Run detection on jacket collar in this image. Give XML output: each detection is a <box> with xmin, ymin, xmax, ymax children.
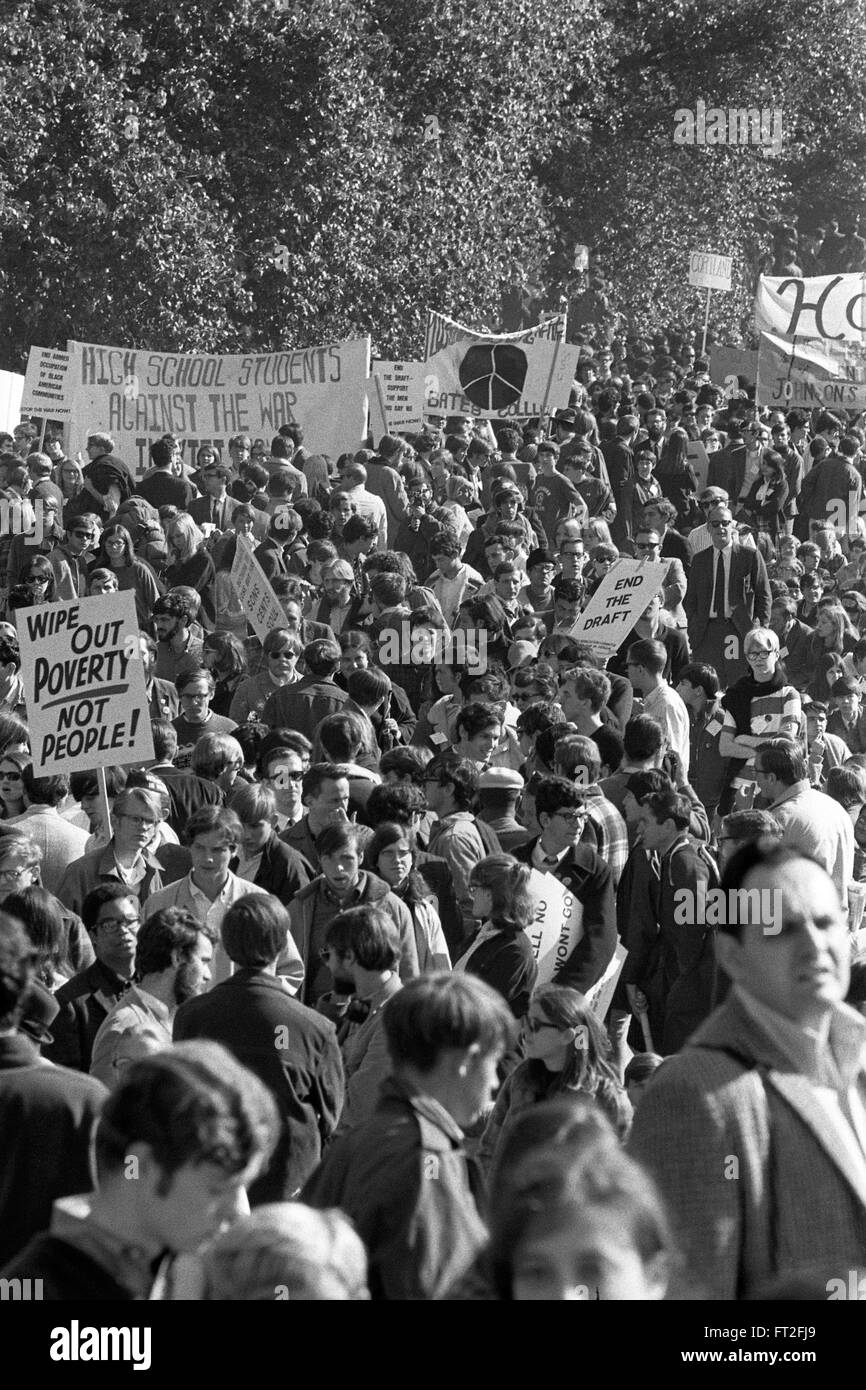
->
<box><xmin>379</xmin><ymin>1074</ymin><xmax>466</xmax><ymax>1148</ymax></box>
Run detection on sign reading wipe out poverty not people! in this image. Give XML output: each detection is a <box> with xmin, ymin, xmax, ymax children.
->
<box><xmin>568</xmin><ymin>558</ymin><xmax>669</xmax><ymax>658</ymax></box>
<box><xmin>64</xmin><ymin>338</ymin><xmax>371</xmax><ymax>476</ymax></box>
<box><xmin>423</xmin><ymin>311</ymin><xmax>581</xmax><ymax>418</ymax></box>
<box><xmin>17</xmin><ymin>591</ymin><xmax>154</xmax><ymax>775</ymax></box>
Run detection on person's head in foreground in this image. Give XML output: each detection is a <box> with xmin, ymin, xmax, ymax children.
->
<box><xmin>202</xmin><ymin>1202</ymin><xmax>369</xmax><ymax>1300</ymax></box>
<box><xmin>715</xmin><ymin>840</ymin><xmax>850</xmax><ymax>1029</ymax></box>
<box><xmin>489</xmin><ymin>1135</ymin><xmax>673</xmax><ymax>1300</ymax></box>
<box><xmin>384</xmin><ymin>973</ymin><xmax>516</xmax><ymax>1130</ymax></box>
<box><xmin>92</xmin><ymin>1042</ymin><xmax>278</xmax><ymax>1255</ymax></box>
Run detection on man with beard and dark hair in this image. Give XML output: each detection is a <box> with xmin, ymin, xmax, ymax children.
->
<box><xmin>89</xmin><ymin>908</ymin><xmax>215</xmax><ymax>1089</ymax></box>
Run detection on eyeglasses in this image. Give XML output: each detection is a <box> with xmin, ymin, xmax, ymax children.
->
<box><xmin>117</xmin><ymin>814</ymin><xmax>159</xmax><ymax>827</ymax></box>
<box><xmin>554</xmin><ymin>809</ymin><xmax>586</xmax><ymax>823</ymax></box>
<box><xmin>98</xmin><ymin>916</ymin><xmax>141</xmax><ymax>935</ymax></box>
<box><xmin>709</xmin><ymin>520</ymin><xmax>733</xmax><ymax>529</ymax></box>
<box><xmin>72</xmin><ymin>531</ymin><xmax>95</xmax><ymax>540</ymax></box>
<box><xmin>523</xmin><ymin>1016</ymin><xmax>562</xmax><ymax>1034</ymax></box>
<box><xmin>0</xmin><ymin>770</ymin><xmax>22</xmax><ymax>781</ymax></box>
<box><xmin>269</xmin><ymin>769</ymin><xmax>303</xmax><ymax>782</ymax></box>
<box><xmin>635</xmin><ymin>542</ymin><xmax>658</xmax><ymax>551</ymax></box>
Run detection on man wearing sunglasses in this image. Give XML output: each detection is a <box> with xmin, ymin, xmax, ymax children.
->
<box><xmin>50</xmin><ymin>513</ymin><xmax>100</xmax><ymax>600</ymax></box>
<box><xmin>685</xmin><ymin>505</ymin><xmax>771</xmax><ymax>685</ymax></box>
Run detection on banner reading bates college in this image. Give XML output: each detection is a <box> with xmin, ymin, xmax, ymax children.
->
<box><xmin>65</xmin><ymin>337</ymin><xmax>370</xmax><ymax>475</ymax></box>
<box><xmin>423</xmin><ymin>311</ymin><xmax>581</xmax><ymax>419</ymax></box>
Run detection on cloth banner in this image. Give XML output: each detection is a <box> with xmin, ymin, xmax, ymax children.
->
<box><xmin>65</xmin><ymin>337</ymin><xmax>371</xmax><ymax>475</ymax></box>
<box><xmin>21</xmin><ymin>347</ymin><xmax>73</xmax><ymax>420</ymax></box>
<box><xmin>0</xmin><ymin>370</ymin><xmax>25</xmax><ymax>432</ymax></box>
<box><xmin>369</xmin><ymin>361</ymin><xmax>426</xmax><ymax>438</ymax></box>
<box><xmin>568</xmin><ymin>558</ymin><xmax>669</xmax><ymax>659</ymax></box>
<box><xmin>17</xmin><ymin>591</ymin><xmax>154</xmax><ymax>774</ymax></box>
<box><xmin>230</xmin><ymin>533</ymin><xmax>285</xmax><ymax>644</ymax></box>
<box><xmin>755</xmin><ymin>273</ymin><xmax>866</xmax><ymax>343</ymax></box>
<box><xmin>423</xmin><ymin>311</ymin><xmax>580</xmax><ymax>419</ymax></box>
<box><xmin>709</xmin><ymin>344</ymin><xmax>758</xmax><ymax>387</ymax></box>
<box><xmin>756</xmin><ymin>331</ymin><xmax>866</xmax><ymax>410</ymax></box>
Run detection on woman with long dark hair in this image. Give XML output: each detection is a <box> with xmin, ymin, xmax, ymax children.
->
<box><xmin>365</xmin><ymin>821</ymin><xmax>451</xmax><ymax>973</ymax></box>
<box><xmin>202</xmin><ymin>631</ymin><xmax>249</xmax><ymax>717</ymax></box>
<box><xmin>89</xmin><ymin>522</ymin><xmax>163</xmax><ymax>627</ymax></box>
<box><xmin>455</xmin><ymin>854</ymin><xmax>537</xmax><ymax>1021</ymax></box>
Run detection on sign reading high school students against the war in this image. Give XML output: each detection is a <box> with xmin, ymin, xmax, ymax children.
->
<box><xmin>65</xmin><ymin>338</ymin><xmax>371</xmax><ymax>476</ymax></box>
<box><xmin>423</xmin><ymin>311</ymin><xmax>581</xmax><ymax>419</ymax></box>
<box><xmin>568</xmin><ymin>557</ymin><xmax>669</xmax><ymax>659</ymax></box>
<box><xmin>230</xmin><ymin>533</ymin><xmax>285</xmax><ymax>644</ymax></box>
<box><xmin>756</xmin><ymin>330</ymin><xmax>866</xmax><ymax>410</ymax></box>
<box><xmin>754</xmin><ymin>273</ymin><xmax>866</xmax><ymax>343</ymax></box>
<box><xmin>17</xmin><ymin>591</ymin><xmax>154</xmax><ymax>775</ymax></box>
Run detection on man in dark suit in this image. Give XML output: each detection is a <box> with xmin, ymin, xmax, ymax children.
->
<box><xmin>0</xmin><ymin>918</ymin><xmax>107</xmax><ymax>1266</ymax></box>
<box><xmin>630</xmin><ymin>842</ymin><xmax>866</xmax><ymax>1300</ymax></box>
<box><xmin>45</xmin><ymin>885</ymin><xmax>140</xmax><ymax>1072</ymax></box>
<box><xmin>175</xmin><ymin>894</ymin><xmax>345</xmax><ymax>1202</ymax></box>
<box><xmin>189</xmin><ymin>461</ymin><xmax>234</xmax><ymax>532</ymax></box>
<box><xmin>685</xmin><ymin>505</ymin><xmax>771</xmax><ymax>685</ymax></box>
<box><xmin>512</xmin><ymin>776</ymin><xmax>616</xmax><ymax>993</ymax></box>
<box><xmin>769</xmin><ymin>593</ymin><xmax>816</xmax><ymax>691</ymax></box>
<box><xmin>261</xmin><ymin>638</ymin><xmax>349</xmax><ymax>739</ymax></box>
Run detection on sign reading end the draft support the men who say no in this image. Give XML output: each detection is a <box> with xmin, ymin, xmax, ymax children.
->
<box><xmin>18</xmin><ymin>591</ymin><xmax>154</xmax><ymax>775</ymax></box>
<box><xmin>568</xmin><ymin>558</ymin><xmax>670</xmax><ymax>659</ymax></box>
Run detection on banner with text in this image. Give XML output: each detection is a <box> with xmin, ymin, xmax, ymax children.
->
<box><xmin>21</xmin><ymin>347</ymin><xmax>74</xmax><ymax>421</ymax></box>
<box><xmin>230</xmin><ymin>533</ymin><xmax>286</xmax><ymax>644</ymax></box>
<box><xmin>18</xmin><ymin>591</ymin><xmax>154</xmax><ymax>775</ymax></box>
<box><xmin>369</xmin><ymin>360</ymin><xmax>426</xmax><ymax>438</ymax></box>
<box><xmin>568</xmin><ymin>558</ymin><xmax>669</xmax><ymax>658</ymax></box>
<box><xmin>756</xmin><ymin>331</ymin><xmax>866</xmax><ymax>410</ymax></box>
<box><xmin>65</xmin><ymin>338</ymin><xmax>371</xmax><ymax>475</ymax></box>
<box><xmin>423</xmin><ymin>311</ymin><xmax>580</xmax><ymax>419</ymax></box>
<box><xmin>755</xmin><ymin>273</ymin><xmax>866</xmax><ymax>343</ymax></box>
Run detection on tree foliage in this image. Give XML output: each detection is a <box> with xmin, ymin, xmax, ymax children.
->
<box><xmin>0</xmin><ymin>0</ymin><xmax>864</xmax><ymax>368</ymax></box>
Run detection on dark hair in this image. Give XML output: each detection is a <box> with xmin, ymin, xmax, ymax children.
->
<box><xmin>534</xmin><ymin>775</ymin><xmax>587</xmax><ymax>819</ymax></box>
<box><xmin>623</xmin><ymin>715</ymin><xmax>665</xmax><ymax>762</ymax></box>
<box><xmin>325</xmin><ymin>905</ymin><xmax>400</xmax><ymax>971</ymax></box>
<box><xmin>317</xmin><ymin>712</ymin><xmax>368</xmax><ymax>762</ymax></box>
<box><xmin>303</xmin><ymin>639</ymin><xmax>341</xmax><ymax>678</ymax></box>
<box><xmin>364</xmin><ymin>782</ymin><xmax>426</xmax><ymax>826</ymax></box>
<box><xmin>677</xmin><ymin>662</ymin><xmax>720</xmax><ymax>699</ymax></box>
<box><xmin>93</xmin><ymin>1042</ymin><xmax>278</xmax><ymax>1192</ymax></box>
<box><xmin>0</xmin><ymin>914</ymin><xmax>36</xmax><ymax>1028</ymax></box>
<box><xmin>718</xmin><ymin>840</ymin><xmax>821</xmax><ymax>937</ymax></box>
<box><xmin>81</xmin><ymin>882</ymin><xmax>141</xmax><ymax>933</ymax></box>
<box><xmin>19</xmin><ymin>765</ymin><xmax>69</xmax><ymax>807</ymax></box>
<box><xmin>302</xmin><ymin>762</ymin><xmax>351</xmax><ymax>803</ymax></box>
<box><xmin>136</xmin><ymin>907</ymin><xmax>206</xmax><ymax>977</ymax></box>
<box><xmin>469</xmin><ymin>854</ymin><xmax>534</xmax><ymax>931</ymax></box>
<box><xmin>826</xmin><ymin>764</ymin><xmax>866</xmax><ymax>810</ymax></box>
<box><xmin>378</xmin><ymin>747</ymin><xmax>431</xmax><ymax>784</ymax></box>
<box><xmin>346</xmin><ymin>667</ymin><xmax>391</xmax><ymax>707</ymax></box>
<box><xmin>2</xmin><ymin>887</ymin><xmax>66</xmax><ymax>985</ymax></box>
<box><xmin>221</xmin><ymin>894</ymin><xmax>290</xmax><ymax>968</ymax></box>
<box><xmin>643</xmin><ymin>789</ymin><xmax>692</xmax><ymax>830</ymax></box>
<box><xmin>256</xmin><ymin>729</ymin><xmax>312</xmax><ymax>780</ymax></box>
<box><xmin>316</xmin><ymin>822</ymin><xmax>360</xmax><ymax>860</ymax></box>
<box><xmin>592</xmin><ymin>725</ymin><xmax>624</xmax><ymax>773</ymax></box>
<box><xmin>425</xmin><ymin>754</ymin><xmax>478</xmax><ymax>810</ymax></box>
<box><xmin>455</xmin><ymin>700</ymin><xmax>503</xmax><ymax>742</ymax></box>
<box><xmin>625</xmin><ymin>769</ymin><xmax>673</xmax><ymax>802</ymax></box>
<box><xmin>184</xmin><ymin>805</ymin><xmax>243</xmax><ymax>848</ymax></box>
<box><xmin>753</xmin><ymin>738</ymin><xmax>806</xmax><ymax>786</ymax></box>
<box><xmin>719</xmin><ymin>809</ymin><xmax>782</xmax><ymax>843</ymax></box>
<box><xmin>383</xmin><ymin>972</ymin><xmax>515</xmax><ymax>1072</ymax></box>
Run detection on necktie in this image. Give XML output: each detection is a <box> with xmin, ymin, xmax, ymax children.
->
<box><xmin>211</xmin><ymin>498</ymin><xmax>219</xmax><ymax>525</ymax></box>
<box><xmin>711</xmin><ymin>549</ymin><xmax>725</xmax><ymax>619</ymax></box>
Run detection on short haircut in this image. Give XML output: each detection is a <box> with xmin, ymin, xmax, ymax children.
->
<box><xmin>93</xmin><ymin>1042</ymin><xmax>278</xmax><ymax>1190</ymax></box>
<box><xmin>70</xmin><ymin>766</ymin><xmax>127</xmax><ymax>801</ymax></box>
<box><xmin>534</xmin><ymin>775</ymin><xmax>587</xmax><ymax>819</ymax></box>
<box><xmin>592</xmin><ymin>725</ymin><xmax>624</xmax><ymax>773</ymax></box>
<box><xmin>826</xmin><ymin>764</ymin><xmax>866</xmax><ymax>810</ymax></box>
<box><xmin>303</xmin><ymin>639</ymin><xmax>341</xmax><ymax>678</ymax></box>
<box><xmin>221</xmin><ymin>894</ymin><xmax>290</xmax><ymax>968</ymax></box>
<box><xmin>256</xmin><ymin>729</ymin><xmax>312</xmax><ymax>779</ymax></box>
<box><xmin>228</xmin><ymin>780</ymin><xmax>278</xmax><ymax>823</ymax></box>
<box><xmin>113</xmin><ymin>786</ymin><xmax>163</xmax><ymax>822</ymax></box>
<box><xmin>378</xmin><ymin>746</ymin><xmax>431</xmax><ymax>784</ymax></box>
<box><xmin>192</xmin><ymin>733</ymin><xmax>244</xmax><ymax>780</ymax></box>
<box><xmin>343</xmin><ymin>514</ymin><xmax>378</xmax><ymax>543</ymax></box>
<box><xmin>151</xmin><ymin>720</ymin><xmax>179</xmax><ymax>762</ymax></box>
<box><xmin>81</xmin><ymin>882</ymin><xmax>140</xmax><ymax>933</ymax></box>
<box><xmin>318</xmin><ymin>712</ymin><xmax>368</xmax><ymax>762</ymax></box>
<box><xmin>718</xmin><ymin>841</ymin><xmax>825</xmax><ymax>939</ymax></box>
<box><xmin>346</xmin><ymin>667</ymin><xmax>391</xmax><ymax>707</ymax></box>
<box><xmin>643</xmin><ymin>789</ymin><xmax>692</xmax><ymax>830</ymax></box>
<box><xmin>566</xmin><ymin>665</ymin><xmax>611</xmax><ymax>713</ymax></box>
<box><xmin>20</xmin><ymin>765</ymin><xmax>69</xmax><ymax>807</ymax></box>
<box><xmin>754</xmin><ymin>738</ymin><xmax>805</xmax><ymax>786</ymax></box>
<box><xmin>316</xmin><ymin>822</ymin><xmax>360</xmax><ymax>860</ymax></box>
<box><xmin>425</xmin><ymin>753</ymin><xmax>478</xmax><ymax>810</ymax></box>
<box><xmin>627</xmin><ymin>638</ymin><xmax>666</xmax><ymax>675</ymax></box>
<box><xmin>678</xmin><ymin>662</ymin><xmax>720</xmax><ymax>699</ymax></box>
<box><xmin>325</xmin><ymin>905</ymin><xmax>400</xmax><ymax>971</ymax></box>
<box><xmin>302</xmin><ymin>762</ymin><xmax>351</xmax><ymax>802</ymax></box>
<box><xmin>455</xmin><ymin>700</ymin><xmax>503</xmax><ymax>741</ymax></box>
<box><xmin>383</xmin><ymin>972</ymin><xmax>515</xmax><ymax>1072</ymax></box>
<box><xmin>364</xmin><ymin>782</ymin><xmax>426</xmax><ymax>825</ymax></box>
<box><xmin>623</xmin><ymin>714</ymin><xmax>665</xmax><ymax>762</ymax></box>
<box><xmin>720</xmin><ymin>809</ymin><xmax>782</xmax><ymax>842</ymax></box>
<box><xmin>555</xmin><ymin>733</ymin><xmax>601</xmax><ymax>784</ymax></box>
<box><xmin>136</xmin><ymin>907</ymin><xmax>208</xmax><ymax>977</ymax></box>
<box><xmin>370</xmin><ymin>572</ymin><xmax>407</xmax><ymax>607</ymax></box>
<box><xmin>176</xmin><ymin>666</ymin><xmax>215</xmax><ymax>696</ymax></box>
<box><xmin>185</xmin><ymin>805</ymin><xmax>243</xmax><ymax>848</ymax></box>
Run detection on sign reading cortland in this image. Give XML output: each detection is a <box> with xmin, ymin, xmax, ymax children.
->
<box><xmin>688</xmin><ymin>251</ymin><xmax>733</xmax><ymax>292</ymax></box>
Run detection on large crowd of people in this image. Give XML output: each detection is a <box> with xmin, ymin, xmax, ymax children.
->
<box><xmin>1</xmin><ymin>326</ymin><xmax>866</xmax><ymax>1301</ymax></box>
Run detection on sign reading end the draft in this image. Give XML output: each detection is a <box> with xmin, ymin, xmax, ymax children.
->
<box><xmin>18</xmin><ymin>591</ymin><xmax>154</xmax><ymax>775</ymax></box>
<box><xmin>568</xmin><ymin>558</ymin><xmax>669</xmax><ymax>658</ymax></box>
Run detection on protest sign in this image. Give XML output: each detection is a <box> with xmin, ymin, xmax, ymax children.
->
<box><xmin>21</xmin><ymin>347</ymin><xmax>73</xmax><ymax>420</ymax></box>
<box><xmin>568</xmin><ymin>558</ymin><xmax>669</xmax><ymax>658</ymax></box>
<box><xmin>17</xmin><ymin>591</ymin><xmax>153</xmax><ymax>775</ymax></box>
<box><xmin>583</xmin><ymin>943</ymin><xmax>627</xmax><ymax>1022</ymax></box>
<box><xmin>230</xmin><ymin>533</ymin><xmax>285</xmax><ymax>643</ymax></box>
<box><xmin>710</xmin><ymin>344</ymin><xmax>758</xmax><ymax>388</ymax></box>
<box><xmin>0</xmin><ymin>371</ymin><xmax>24</xmax><ymax>433</ymax></box>
<box><xmin>755</xmin><ymin>273</ymin><xmax>866</xmax><ymax>342</ymax></box>
<box><xmin>423</xmin><ymin>311</ymin><xmax>580</xmax><ymax>419</ymax></box>
<box><xmin>756</xmin><ymin>330</ymin><xmax>866</xmax><ymax>410</ymax></box>
<box><xmin>688</xmin><ymin>251</ymin><xmax>732</xmax><ymax>292</ymax></box>
<box><xmin>65</xmin><ymin>337</ymin><xmax>370</xmax><ymax>475</ymax></box>
<box><xmin>369</xmin><ymin>360</ymin><xmax>426</xmax><ymax>438</ymax></box>
<box><xmin>687</xmin><ymin>439</ymin><xmax>710</xmax><ymax>492</ymax></box>
<box><xmin>524</xmin><ymin>867</ymin><xmax>583</xmax><ymax>987</ymax></box>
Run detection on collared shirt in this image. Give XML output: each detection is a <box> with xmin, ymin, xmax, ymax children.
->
<box><xmin>734</xmin><ymin>985</ymin><xmax>866</xmax><ymax>1167</ymax></box>
<box><xmin>642</xmin><ymin>681</ymin><xmax>691</xmax><ymax>778</ymax></box>
<box><xmin>144</xmin><ymin>870</ymin><xmax>267</xmax><ymax>984</ymax></box>
<box><xmin>708</xmin><ymin>542</ymin><xmax>734</xmax><ymax>620</ymax></box>
<box><xmin>531</xmin><ymin>839</ymin><xmax>570</xmax><ymax>872</ymax></box>
<box><xmin>454</xmin><ymin>920</ymin><xmax>501</xmax><ymax>972</ymax></box>
<box><xmin>89</xmin><ymin>984</ymin><xmax>173</xmax><ymax>1089</ymax></box>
